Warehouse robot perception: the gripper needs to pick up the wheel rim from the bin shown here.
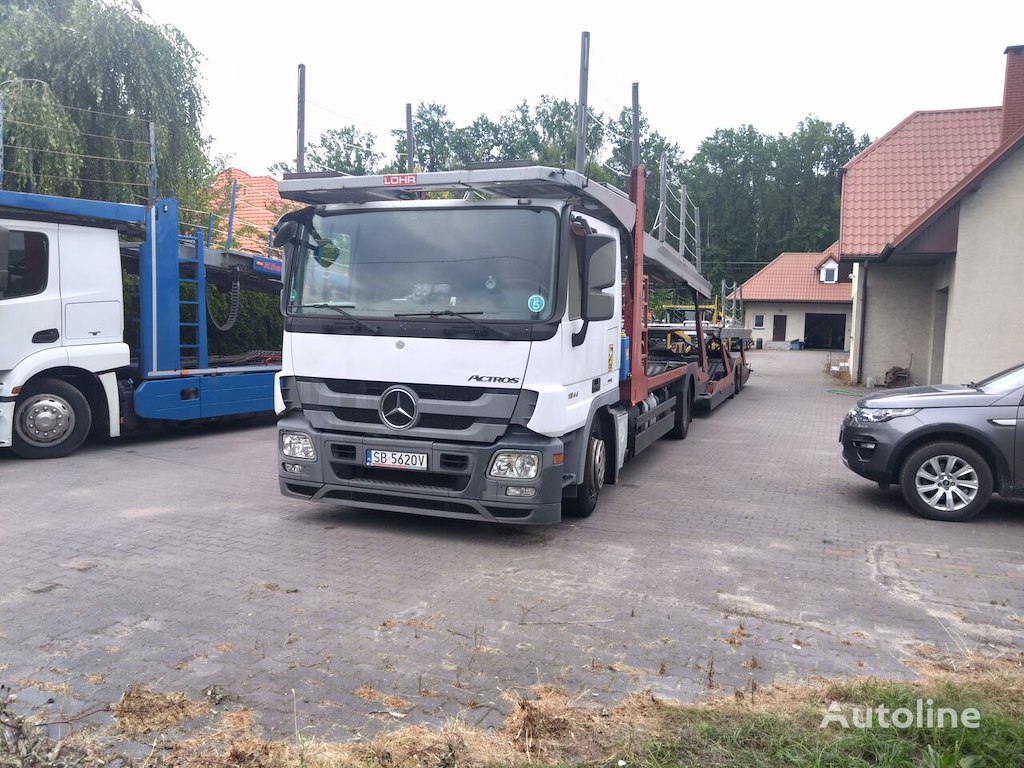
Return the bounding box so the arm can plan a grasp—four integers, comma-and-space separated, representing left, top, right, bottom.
588, 433, 606, 498
16, 393, 76, 448
915, 454, 980, 512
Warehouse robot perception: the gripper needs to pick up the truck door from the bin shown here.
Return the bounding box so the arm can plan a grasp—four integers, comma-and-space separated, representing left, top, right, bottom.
0, 222, 62, 373
562, 219, 620, 391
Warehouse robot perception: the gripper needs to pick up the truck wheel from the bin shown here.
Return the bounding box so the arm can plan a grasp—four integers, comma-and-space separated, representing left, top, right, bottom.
668, 387, 691, 440
12, 379, 92, 459
563, 418, 606, 518
898, 442, 993, 522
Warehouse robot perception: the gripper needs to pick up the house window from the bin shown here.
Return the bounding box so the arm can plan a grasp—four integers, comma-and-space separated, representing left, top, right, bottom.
823, 267, 837, 283
753, 314, 765, 329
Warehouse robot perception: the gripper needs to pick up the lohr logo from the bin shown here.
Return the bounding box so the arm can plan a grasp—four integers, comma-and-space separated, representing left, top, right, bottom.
383, 174, 417, 186
468, 375, 520, 384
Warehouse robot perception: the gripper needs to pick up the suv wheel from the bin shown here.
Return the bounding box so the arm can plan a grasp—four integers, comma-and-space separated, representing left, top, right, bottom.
899, 441, 993, 522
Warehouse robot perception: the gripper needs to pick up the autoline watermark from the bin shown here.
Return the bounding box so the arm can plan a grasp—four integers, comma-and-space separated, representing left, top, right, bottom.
819, 699, 981, 730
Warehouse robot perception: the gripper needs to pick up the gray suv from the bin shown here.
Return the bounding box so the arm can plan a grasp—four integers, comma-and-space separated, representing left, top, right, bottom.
840, 362, 1024, 521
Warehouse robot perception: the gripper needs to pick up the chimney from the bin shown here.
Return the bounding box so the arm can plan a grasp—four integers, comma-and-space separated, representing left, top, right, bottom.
1002, 45, 1024, 142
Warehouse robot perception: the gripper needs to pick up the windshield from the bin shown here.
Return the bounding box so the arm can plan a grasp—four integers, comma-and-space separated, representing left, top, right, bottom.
974, 361, 1024, 395
287, 207, 559, 322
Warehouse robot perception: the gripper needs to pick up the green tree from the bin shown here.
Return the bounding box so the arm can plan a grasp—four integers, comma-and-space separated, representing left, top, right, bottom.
681, 118, 869, 290
0, 0, 209, 204
606, 107, 687, 241
273, 125, 382, 177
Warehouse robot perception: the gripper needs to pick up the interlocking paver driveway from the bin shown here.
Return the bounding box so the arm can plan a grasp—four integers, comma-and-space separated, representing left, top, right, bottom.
2, 350, 1021, 744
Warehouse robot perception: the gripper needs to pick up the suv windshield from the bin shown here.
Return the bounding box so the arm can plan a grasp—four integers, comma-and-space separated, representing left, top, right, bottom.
975, 361, 1024, 395
287, 206, 558, 322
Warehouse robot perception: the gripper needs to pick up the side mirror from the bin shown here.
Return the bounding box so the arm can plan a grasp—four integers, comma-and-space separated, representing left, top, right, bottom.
0, 226, 9, 294
272, 219, 298, 248
314, 241, 341, 268
585, 293, 615, 321
583, 233, 616, 322
585, 234, 616, 290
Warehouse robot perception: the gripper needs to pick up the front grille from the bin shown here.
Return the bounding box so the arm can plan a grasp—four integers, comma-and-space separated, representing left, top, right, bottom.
325, 380, 486, 401
299, 377, 522, 443
331, 408, 479, 431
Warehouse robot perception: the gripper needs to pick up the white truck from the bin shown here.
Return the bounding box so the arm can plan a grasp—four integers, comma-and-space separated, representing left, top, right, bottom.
0, 191, 281, 458
271, 164, 737, 524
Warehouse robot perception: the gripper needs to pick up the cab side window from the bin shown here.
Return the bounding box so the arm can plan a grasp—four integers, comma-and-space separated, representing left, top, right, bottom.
1, 230, 49, 300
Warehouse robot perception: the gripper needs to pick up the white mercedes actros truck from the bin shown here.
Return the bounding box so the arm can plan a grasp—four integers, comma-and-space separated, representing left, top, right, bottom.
271, 164, 733, 524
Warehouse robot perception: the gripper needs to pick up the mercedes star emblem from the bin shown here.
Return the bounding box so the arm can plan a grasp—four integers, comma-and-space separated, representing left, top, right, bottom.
378, 386, 418, 430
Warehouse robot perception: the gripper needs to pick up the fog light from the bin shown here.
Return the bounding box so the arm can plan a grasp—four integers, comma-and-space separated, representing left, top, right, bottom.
281, 431, 316, 460
283, 463, 304, 474
488, 451, 541, 479
505, 486, 537, 497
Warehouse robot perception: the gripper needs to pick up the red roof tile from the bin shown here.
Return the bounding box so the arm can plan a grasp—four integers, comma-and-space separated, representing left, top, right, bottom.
739, 245, 852, 303
839, 108, 1003, 259
210, 169, 297, 253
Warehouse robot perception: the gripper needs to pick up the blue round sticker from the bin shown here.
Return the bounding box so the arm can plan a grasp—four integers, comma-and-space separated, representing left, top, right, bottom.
528, 294, 545, 313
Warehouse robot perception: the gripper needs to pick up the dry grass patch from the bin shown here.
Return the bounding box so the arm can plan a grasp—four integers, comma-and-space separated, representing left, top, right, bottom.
111, 685, 212, 738
354, 685, 412, 712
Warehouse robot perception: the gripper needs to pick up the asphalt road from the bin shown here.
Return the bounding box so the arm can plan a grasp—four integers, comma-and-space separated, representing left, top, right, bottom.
2, 350, 1022, 747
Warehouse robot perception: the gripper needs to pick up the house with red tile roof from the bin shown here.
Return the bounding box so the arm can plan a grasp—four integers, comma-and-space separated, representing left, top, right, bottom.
737, 242, 853, 350
840, 45, 1024, 385
209, 168, 296, 254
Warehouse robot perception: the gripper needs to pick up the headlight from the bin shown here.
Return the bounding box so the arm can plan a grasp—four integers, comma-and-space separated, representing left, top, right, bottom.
281, 431, 316, 460
488, 451, 541, 480
853, 407, 919, 423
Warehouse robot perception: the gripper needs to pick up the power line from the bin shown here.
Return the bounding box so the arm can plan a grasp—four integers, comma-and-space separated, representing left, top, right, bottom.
1, 165, 149, 187
4, 117, 150, 145
2, 144, 150, 165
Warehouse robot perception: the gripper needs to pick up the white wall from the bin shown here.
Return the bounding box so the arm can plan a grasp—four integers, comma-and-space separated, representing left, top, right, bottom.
943, 146, 1024, 384
745, 302, 852, 349
860, 266, 935, 385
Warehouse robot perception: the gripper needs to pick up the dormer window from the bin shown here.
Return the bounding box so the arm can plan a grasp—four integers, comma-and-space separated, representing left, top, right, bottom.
819, 257, 839, 284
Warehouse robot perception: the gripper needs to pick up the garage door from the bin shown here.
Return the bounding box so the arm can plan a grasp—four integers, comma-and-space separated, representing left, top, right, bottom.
804, 313, 846, 350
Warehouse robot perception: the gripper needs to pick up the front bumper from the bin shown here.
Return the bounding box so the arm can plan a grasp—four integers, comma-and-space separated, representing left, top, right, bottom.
839, 414, 921, 484
277, 413, 565, 524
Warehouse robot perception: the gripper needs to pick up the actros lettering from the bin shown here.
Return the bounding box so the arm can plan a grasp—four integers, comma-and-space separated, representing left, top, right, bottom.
468, 375, 520, 384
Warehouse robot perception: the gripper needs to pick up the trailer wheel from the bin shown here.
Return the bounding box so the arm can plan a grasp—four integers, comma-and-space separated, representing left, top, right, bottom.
734, 366, 743, 395
563, 418, 606, 518
668, 386, 691, 440
12, 378, 92, 459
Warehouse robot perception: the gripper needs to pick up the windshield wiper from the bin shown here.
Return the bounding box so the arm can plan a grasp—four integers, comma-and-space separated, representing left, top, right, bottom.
291, 303, 380, 334
393, 309, 512, 340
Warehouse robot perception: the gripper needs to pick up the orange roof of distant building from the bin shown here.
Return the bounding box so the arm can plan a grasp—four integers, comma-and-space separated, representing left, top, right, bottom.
838, 107, 1003, 259
211, 168, 296, 253
739, 244, 852, 304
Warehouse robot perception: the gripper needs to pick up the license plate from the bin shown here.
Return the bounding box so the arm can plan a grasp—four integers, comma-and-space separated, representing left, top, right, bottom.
366, 449, 428, 471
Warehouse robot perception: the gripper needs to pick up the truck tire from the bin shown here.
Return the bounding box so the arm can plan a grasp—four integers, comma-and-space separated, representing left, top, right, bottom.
563, 418, 606, 518
12, 378, 93, 459
668, 386, 691, 440
898, 441, 993, 522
